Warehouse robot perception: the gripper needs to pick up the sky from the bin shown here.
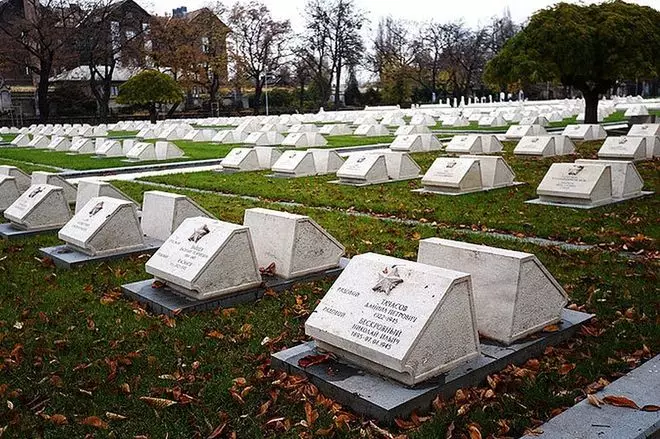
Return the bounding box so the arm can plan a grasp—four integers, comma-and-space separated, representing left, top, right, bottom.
144, 0, 659, 33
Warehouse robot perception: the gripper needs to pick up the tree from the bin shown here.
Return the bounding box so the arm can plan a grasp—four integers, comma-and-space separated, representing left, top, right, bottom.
116, 69, 183, 123
228, 1, 290, 111
0, 0, 86, 121
484, 1, 660, 123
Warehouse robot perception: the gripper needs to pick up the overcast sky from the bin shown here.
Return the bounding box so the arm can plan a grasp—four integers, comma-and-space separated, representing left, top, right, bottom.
143, 0, 658, 32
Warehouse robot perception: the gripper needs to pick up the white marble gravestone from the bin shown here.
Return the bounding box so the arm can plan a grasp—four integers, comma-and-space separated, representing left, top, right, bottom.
597, 136, 647, 161
461, 155, 515, 189
126, 142, 157, 161
281, 132, 328, 148
536, 163, 612, 206
145, 217, 261, 300
59, 196, 144, 256
28, 135, 50, 148
74, 180, 136, 213
505, 124, 546, 139
271, 150, 317, 178
417, 238, 568, 345
245, 131, 284, 145
550, 135, 576, 155
419, 158, 482, 194
336, 153, 390, 185
212, 130, 248, 144
243, 208, 344, 278
574, 159, 644, 199
4, 184, 71, 230
254, 147, 282, 169
69, 137, 96, 154
0, 176, 20, 212
307, 149, 344, 174
353, 124, 390, 137
561, 124, 607, 141
10, 134, 30, 147
305, 252, 480, 386
514, 136, 556, 157
628, 124, 660, 137
47, 137, 71, 152
318, 124, 353, 136
446, 135, 480, 154
140, 190, 214, 241
95, 140, 123, 157
31, 172, 76, 204
0, 166, 31, 192
155, 141, 185, 160
375, 151, 421, 180
390, 134, 442, 152
221, 148, 261, 171
394, 125, 431, 136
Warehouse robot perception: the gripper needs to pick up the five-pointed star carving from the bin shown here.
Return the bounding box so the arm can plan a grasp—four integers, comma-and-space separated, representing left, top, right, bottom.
372, 267, 403, 294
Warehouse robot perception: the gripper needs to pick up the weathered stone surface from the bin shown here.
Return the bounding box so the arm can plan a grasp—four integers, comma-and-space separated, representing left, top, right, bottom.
417, 238, 568, 345
31, 172, 77, 204
145, 217, 262, 300
0, 176, 20, 212
0, 166, 31, 192
140, 190, 214, 241
4, 184, 71, 231
244, 208, 344, 278
575, 159, 644, 199
74, 180, 137, 213
59, 196, 144, 256
536, 163, 613, 206
305, 252, 480, 386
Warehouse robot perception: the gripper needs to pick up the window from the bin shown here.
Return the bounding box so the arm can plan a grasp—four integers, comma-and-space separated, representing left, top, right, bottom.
125, 30, 136, 41
201, 37, 210, 54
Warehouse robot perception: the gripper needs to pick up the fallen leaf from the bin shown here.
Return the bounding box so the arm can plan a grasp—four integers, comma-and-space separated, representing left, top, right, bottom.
467, 423, 482, 439
105, 412, 127, 421
394, 417, 416, 430
80, 416, 108, 429
139, 396, 177, 409
587, 394, 603, 408
558, 363, 576, 375
641, 405, 659, 412
49, 414, 68, 425
298, 353, 332, 368
445, 421, 455, 438
603, 395, 640, 409
207, 422, 227, 439
543, 324, 560, 332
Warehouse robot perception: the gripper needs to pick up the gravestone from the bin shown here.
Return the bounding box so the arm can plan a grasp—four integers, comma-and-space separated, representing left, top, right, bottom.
145, 217, 261, 300
126, 142, 157, 161
461, 155, 515, 188
140, 190, 214, 241
245, 131, 284, 145
514, 136, 555, 157
410, 113, 436, 126
390, 134, 442, 153
446, 135, 502, 154
419, 158, 482, 194
31, 172, 77, 204
442, 116, 469, 127
336, 153, 389, 185
575, 159, 644, 199
74, 180, 137, 213
271, 150, 317, 178
69, 137, 96, 154
243, 208, 344, 278
281, 132, 328, 148
417, 238, 568, 345
28, 135, 50, 148
95, 140, 123, 157
10, 134, 30, 147
304, 252, 480, 386
221, 148, 261, 172
212, 130, 248, 144
394, 125, 431, 136
550, 135, 576, 155
254, 147, 282, 169
47, 137, 71, 152
0, 166, 31, 192
307, 149, 344, 174
58, 196, 144, 256
628, 124, 660, 137
289, 124, 319, 133
4, 184, 71, 230
597, 136, 647, 161
319, 124, 353, 136
0, 176, 20, 213
536, 163, 612, 207
121, 139, 136, 155
376, 151, 421, 180
504, 124, 547, 140
354, 124, 390, 137
561, 124, 607, 141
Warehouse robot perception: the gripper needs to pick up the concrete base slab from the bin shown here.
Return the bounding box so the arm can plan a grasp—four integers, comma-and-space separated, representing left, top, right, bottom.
0, 223, 60, 240
39, 237, 163, 269
526, 192, 654, 209
412, 182, 525, 196
121, 257, 349, 315
328, 176, 420, 187
272, 309, 592, 425
520, 355, 660, 439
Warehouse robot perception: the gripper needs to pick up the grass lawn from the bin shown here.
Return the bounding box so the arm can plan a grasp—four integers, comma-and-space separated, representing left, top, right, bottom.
0, 180, 656, 438
1, 134, 18, 142
107, 130, 139, 138
140, 140, 659, 249
324, 135, 395, 147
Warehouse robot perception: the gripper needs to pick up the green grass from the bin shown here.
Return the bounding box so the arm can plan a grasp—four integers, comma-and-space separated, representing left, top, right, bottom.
107, 130, 139, 138
1, 134, 18, 142
0, 181, 656, 438
324, 135, 395, 147
140, 140, 659, 248
0, 158, 59, 173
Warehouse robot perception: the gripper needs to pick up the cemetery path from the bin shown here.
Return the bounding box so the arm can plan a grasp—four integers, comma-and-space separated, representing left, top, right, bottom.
122, 179, 647, 259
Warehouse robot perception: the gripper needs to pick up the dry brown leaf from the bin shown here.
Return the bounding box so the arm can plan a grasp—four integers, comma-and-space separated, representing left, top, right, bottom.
49, 414, 68, 425
105, 412, 127, 421
543, 324, 560, 332
445, 421, 455, 439
80, 416, 108, 429
587, 394, 603, 408
394, 417, 416, 430
368, 420, 395, 438
139, 396, 177, 409
467, 423, 482, 439
256, 400, 271, 417
602, 395, 640, 409
304, 402, 319, 427
641, 405, 660, 412
558, 363, 576, 375
207, 422, 227, 439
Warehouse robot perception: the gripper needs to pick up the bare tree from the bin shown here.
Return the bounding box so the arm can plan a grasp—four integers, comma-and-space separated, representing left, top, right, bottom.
227, 1, 290, 110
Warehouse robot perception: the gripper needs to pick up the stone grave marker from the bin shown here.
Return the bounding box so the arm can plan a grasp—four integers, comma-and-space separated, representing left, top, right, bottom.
281, 132, 328, 148
628, 123, 660, 137
126, 142, 157, 161
122, 139, 136, 155
145, 217, 261, 300
319, 124, 353, 136
597, 136, 647, 161
505, 124, 546, 139
307, 149, 344, 174
95, 140, 123, 157
28, 135, 50, 148
4, 184, 71, 230
461, 155, 515, 189
220, 148, 261, 172
212, 130, 248, 143
513, 136, 556, 157
74, 180, 137, 213
376, 151, 421, 180
417, 238, 568, 345
10, 134, 30, 147
354, 124, 390, 137
575, 159, 645, 200
31, 171, 77, 204
69, 137, 95, 154
561, 124, 607, 141
0, 166, 31, 192
550, 135, 576, 155
394, 125, 431, 136
390, 134, 442, 153
254, 147, 282, 169
418, 157, 482, 194
155, 141, 185, 160
58, 196, 144, 256
0, 176, 20, 213
140, 190, 214, 241
336, 153, 389, 185
271, 151, 317, 178
47, 137, 71, 152
534, 163, 612, 207
304, 252, 480, 386
245, 131, 284, 145
243, 208, 344, 278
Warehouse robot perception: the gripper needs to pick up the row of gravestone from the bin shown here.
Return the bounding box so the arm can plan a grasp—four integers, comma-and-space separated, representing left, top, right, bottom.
9, 135, 185, 162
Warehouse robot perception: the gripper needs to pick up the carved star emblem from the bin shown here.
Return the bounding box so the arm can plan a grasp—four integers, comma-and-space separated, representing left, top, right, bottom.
372, 267, 403, 295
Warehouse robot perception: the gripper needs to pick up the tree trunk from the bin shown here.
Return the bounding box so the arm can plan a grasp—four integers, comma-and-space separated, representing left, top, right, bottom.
36, 59, 52, 122
299, 77, 305, 110
149, 103, 157, 124
583, 89, 599, 124
254, 79, 263, 113
334, 59, 342, 110
167, 102, 180, 118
